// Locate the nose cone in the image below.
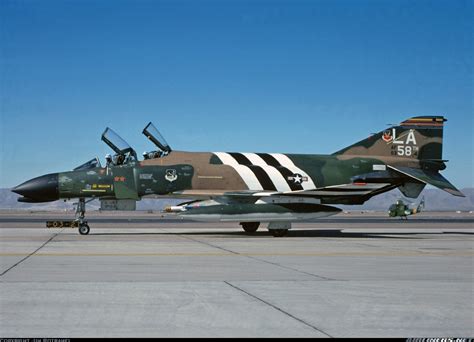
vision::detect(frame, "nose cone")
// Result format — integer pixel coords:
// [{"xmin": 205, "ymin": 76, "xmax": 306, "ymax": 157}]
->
[{"xmin": 12, "ymin": 173, "xmax": 59, "ymax": 202}]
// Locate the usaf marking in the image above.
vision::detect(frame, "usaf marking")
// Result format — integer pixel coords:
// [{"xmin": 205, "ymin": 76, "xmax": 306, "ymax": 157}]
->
[
  {"xmin": 269, "ymin": 153, "xmax": 316, "ymax": 190},
  {"xmin": 256, "ymin": 153, "xmax": 304, "ymax": 191}
]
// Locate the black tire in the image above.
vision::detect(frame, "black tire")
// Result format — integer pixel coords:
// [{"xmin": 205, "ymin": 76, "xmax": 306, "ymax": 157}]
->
[
  {"xmin": 78, "ymin": 224, "xmax": 90, "ymax": 235},
  {"xmin": 241, "ymin": 222, "xmax": 260, "ymax": 233},
  {"xmin": 271, "ymin": 229, "xmax": 288, "ymax": 237}
]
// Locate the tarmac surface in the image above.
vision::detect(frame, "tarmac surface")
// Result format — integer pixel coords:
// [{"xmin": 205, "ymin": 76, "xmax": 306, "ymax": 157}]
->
[{"xmin": 0, "ymin": 211, "xmax": 473, "ymax": 337}]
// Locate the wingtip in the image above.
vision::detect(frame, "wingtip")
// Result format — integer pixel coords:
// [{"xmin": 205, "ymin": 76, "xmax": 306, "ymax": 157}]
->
[{"xmin": 445, "ymin": 188, "xmax": 465, "ymax": 197}]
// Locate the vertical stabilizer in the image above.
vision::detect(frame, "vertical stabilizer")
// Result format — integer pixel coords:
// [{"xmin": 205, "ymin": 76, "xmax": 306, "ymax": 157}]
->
[
  {"xmin": 333, "ymin": 116, "xmax": 446, "ymax": 160},
  {"xmin": 333, "ymin": 116, "xmax": 464, "ymax": 198}
]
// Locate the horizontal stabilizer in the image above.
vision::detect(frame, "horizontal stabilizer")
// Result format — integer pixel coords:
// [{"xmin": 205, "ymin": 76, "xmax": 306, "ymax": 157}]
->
[{"xmin": 388, "ymin": 166, "xmax": 464, "ymax": 197}]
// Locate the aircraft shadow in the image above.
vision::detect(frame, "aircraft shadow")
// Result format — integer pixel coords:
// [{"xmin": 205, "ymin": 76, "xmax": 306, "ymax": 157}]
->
[{"xmin": 88, "ymin": 229, "xmax": 474, "ymax": 239}]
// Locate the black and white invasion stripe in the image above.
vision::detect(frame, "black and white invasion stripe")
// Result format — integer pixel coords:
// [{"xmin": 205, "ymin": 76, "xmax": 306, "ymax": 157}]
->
[
  {"xmin": 256, "ymin": 153, "xmax": 303, "ymax": 191},
  {"xmin": 213, "ymin": 152, "xmax": 316, "ymax": 192}
]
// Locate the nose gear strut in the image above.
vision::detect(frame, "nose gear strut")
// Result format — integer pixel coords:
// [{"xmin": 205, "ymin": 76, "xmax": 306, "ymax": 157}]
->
[
  {"xmin": 75, "ymin": 198, "xmax": 95, "ymax": 235},
  {"xmin": 45, "ymin": 197, "xmax": 94, "ymax": 235}
]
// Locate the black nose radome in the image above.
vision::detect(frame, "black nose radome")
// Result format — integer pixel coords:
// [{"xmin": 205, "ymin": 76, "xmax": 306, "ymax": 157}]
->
[{"xmin": 12, "ymin": 173, "xmax": 59, "ymax": 202}]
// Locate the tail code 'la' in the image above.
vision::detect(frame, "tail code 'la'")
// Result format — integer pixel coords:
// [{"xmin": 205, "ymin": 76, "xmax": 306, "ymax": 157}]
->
[{"xmin": 333, "ymin": 116, "xmax": 446, "ymax": 161}]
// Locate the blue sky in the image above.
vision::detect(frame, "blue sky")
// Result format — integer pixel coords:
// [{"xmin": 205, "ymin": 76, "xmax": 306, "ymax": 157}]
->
[{"xmin": 1, "ymin": 0, "xmax": 472, "ymax": 189}]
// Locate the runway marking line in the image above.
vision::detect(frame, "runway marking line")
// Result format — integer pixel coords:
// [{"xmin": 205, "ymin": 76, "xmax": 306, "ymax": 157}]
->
[
  {"xmin": 0, "ymin": 252, "xmax": 472, "ymax": 257},
  {"xmin": 225, "ymin": 281, "xmax": 333, "ymax": 337}
]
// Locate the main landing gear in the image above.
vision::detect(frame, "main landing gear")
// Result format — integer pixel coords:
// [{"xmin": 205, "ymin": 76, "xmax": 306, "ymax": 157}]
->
[
  {"xmin": 267, "ymin": 222, "xmax": 291, "ymax": 237},
  {"xmin": 240, "ymin": 222, "xmax": 260, "ymax": 234},
  {"xmin": 239, "ymin": 222, "xmax": 291, "ymax": 237},
  {"xmin": 271, "ymin": 229, "xmax": 288, "ymax": 237}
]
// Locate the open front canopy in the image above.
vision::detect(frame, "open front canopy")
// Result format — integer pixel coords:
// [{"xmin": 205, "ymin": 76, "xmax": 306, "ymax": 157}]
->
[{"xmin": 101, "ymin": 127, "xmax": 135, "ymax": 155}]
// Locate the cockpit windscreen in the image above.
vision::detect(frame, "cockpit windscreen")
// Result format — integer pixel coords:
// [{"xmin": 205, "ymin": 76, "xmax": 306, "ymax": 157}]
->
[{"xmin": 73, "ymin": 157, "xmax": 102, "ymax": 171}]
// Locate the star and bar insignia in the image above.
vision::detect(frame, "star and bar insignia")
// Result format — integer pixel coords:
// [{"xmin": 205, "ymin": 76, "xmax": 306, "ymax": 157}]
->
[{"xmin": 287, "ymin": 173, "xmax": 307, "ymax": 184}]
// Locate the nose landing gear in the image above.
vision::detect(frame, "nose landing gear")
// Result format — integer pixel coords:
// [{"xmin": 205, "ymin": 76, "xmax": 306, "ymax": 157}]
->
[
  {"xmin": 75, "ymin": 198, "xmax": 91, "ymax": 235},
  {"xmin": 46, "ymin": 198, "xmax": 92, "ymax": 235}
]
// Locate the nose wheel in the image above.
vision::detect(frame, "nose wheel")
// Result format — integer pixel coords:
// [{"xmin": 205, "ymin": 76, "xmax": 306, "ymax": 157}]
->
[{"xmin": 78, "ymin": 223, "xmax": 90, "ymax": 235}]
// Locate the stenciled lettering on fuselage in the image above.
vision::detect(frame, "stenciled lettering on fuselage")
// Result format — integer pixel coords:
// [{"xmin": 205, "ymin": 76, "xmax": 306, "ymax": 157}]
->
[
  {"xmin": 382, "ymin": 128, "xmax": 418, "ymax": 157},
  {"xmin": 213, "ymin": 152, "xmax": 316, "ymax": 192}
]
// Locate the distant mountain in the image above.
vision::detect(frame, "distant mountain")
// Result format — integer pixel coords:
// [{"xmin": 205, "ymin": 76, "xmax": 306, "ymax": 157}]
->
[
  {"xmin": 339, "ymin": 187, "xmax": 474, "ymax": 211},
  {"xmin": 1, "ymin": 187, "xmax": 472, "ymax": 211}
]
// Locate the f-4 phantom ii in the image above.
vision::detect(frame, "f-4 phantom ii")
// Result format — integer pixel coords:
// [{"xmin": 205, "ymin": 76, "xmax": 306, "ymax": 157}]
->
[
  {"xmin": 12, "ymin": 116, "xmax": 464, "ymax": 236},
  {"xmin": 389, "ymin": 196, "xmax": 425, "ymax": 219}
]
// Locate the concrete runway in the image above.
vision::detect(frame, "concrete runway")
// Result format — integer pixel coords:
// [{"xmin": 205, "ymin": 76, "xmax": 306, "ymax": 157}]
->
[{"xmin": 1, "ymin": 211, "xmax": 473, "ymax": 337}]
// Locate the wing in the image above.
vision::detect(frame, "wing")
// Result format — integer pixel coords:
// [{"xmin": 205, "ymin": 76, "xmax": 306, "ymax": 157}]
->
[{"xmin": 166, "ymin": 182, "xmax": 395, "ymax": 205}]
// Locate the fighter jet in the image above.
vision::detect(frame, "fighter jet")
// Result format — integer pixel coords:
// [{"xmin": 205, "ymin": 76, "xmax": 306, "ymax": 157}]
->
[
  {"xmin": 12, "ymin": 116, "xmax": 464, "ymax": 236},
  {"xmin": 388, "ymin": 196, "xmax": 425, "ymax": 219}
]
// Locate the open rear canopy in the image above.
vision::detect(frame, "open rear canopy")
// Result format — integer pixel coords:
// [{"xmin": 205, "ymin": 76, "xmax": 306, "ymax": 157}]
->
[{"xmin": 142, "ymin": 122, "xmax": 171, "ymax": 153}]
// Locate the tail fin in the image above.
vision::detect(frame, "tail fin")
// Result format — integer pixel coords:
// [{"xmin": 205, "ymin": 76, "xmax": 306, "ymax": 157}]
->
[
  {"xmin": 334, "ymin": 115, "xmax": 464, "ymax": 198},
  {"xmin": 333, "ymin": 116, "xmax": 446, "ymax": 160}
]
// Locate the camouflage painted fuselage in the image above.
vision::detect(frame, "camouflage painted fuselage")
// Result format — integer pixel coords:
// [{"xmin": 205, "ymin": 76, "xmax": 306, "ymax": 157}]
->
[
  {"xmin": 57, "ymin": 151, "xmax": 424, "ymax": 204},
  {"xmin": 11, "ymin": 115, "xmax": 463, "ymax": 236},
  {"xmin": 14, "ymin": 116, "xmax": 463, "ymax": 210}
]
